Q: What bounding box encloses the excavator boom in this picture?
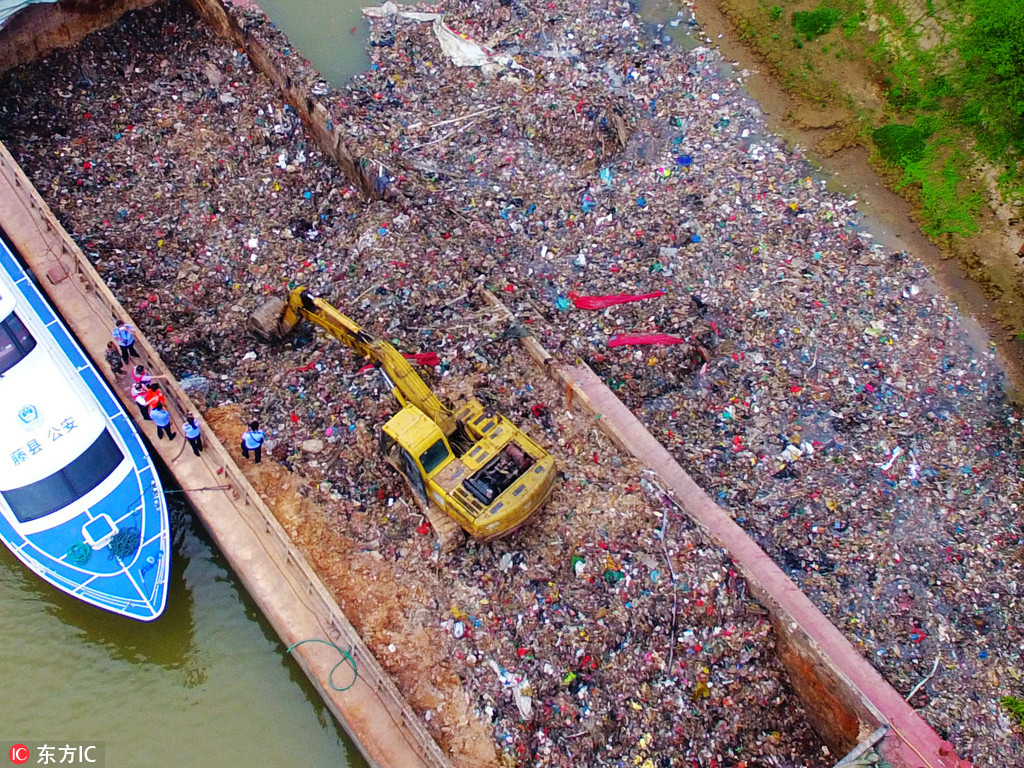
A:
[283,288,458,436]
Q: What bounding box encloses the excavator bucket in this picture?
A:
[248,297,288,342]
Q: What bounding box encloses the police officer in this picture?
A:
[112,319,139,364]
[183,414,203,457]
[240,420,265,464]
[150,403,176,441]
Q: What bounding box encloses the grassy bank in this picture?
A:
[715,0,1023,240]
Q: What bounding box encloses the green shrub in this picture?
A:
[896,142,981,237]
[956,0,1024,158]
[792,6,842,40]
[1003,696,1024,727]
[873,123,927,164]
[770,4,783,19]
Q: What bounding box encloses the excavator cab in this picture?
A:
[379,406,454,504]
[379,405,469,548]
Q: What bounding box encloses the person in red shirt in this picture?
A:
[144,382,167,412]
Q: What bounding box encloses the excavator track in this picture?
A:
[385,454,464,554]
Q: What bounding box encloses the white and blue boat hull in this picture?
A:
[0,234,170,621]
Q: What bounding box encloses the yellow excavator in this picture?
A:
[250,287,557,550]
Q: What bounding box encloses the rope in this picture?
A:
[66,541,91,565]
[108,527,140,560]
[286,638,358,692]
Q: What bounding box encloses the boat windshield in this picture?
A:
[0,312,37,376]
[2,430,124,523]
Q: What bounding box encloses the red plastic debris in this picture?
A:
[569,290,665,310]
[608,333,685,348]
[404,351,441,366]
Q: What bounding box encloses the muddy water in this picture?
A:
[249,0,372,87]
[0,493,366,767]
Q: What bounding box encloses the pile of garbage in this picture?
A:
[0,0,1021,763]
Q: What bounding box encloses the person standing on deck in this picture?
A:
[131,364,155,386]
[144,381,166,413]
[150,403,175,441]
[240,421,265,464]
[104,341,124,375]
[131,380,151,421]
[112,319,139,364]
[183,414,203,457]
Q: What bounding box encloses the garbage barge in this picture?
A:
[0,0,977,765]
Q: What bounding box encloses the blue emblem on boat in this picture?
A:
[18,404,42,430]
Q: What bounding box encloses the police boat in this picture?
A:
[0,234,170,620]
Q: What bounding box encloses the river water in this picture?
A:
[252,0,699,87]
[0,493,366,767]
[251,0,372,87]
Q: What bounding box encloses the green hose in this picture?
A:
[286,638,358,692]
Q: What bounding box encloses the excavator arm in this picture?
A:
[282,288,458,435]
[250,285,558,546]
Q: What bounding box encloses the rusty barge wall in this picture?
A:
[0,138,452,768]
[546,361,972,767]
[0,0,379,199]
[481,291,972,768]
[0,0,160,72]
[185,0,380,200]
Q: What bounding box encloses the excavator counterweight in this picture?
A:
[251,288,557,550]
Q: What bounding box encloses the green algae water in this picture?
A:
[0,494,366,767]
[248,0,372,87]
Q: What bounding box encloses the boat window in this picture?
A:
[419,438,451,474]
[0,312,37,376]
[2,430,124,523]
